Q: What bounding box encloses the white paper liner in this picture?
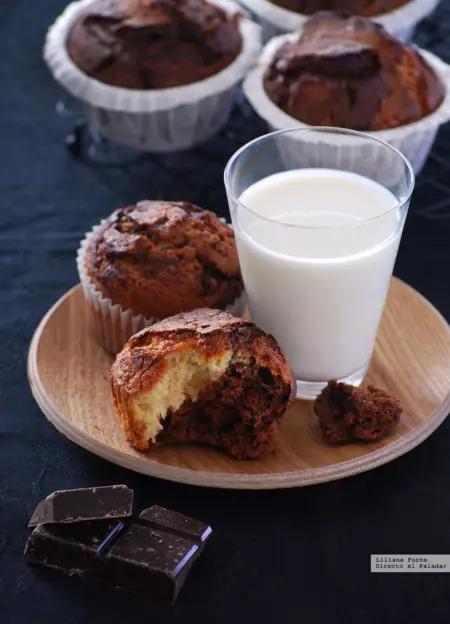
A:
[374,0,441,40]
[76,221,248,354]
[44,0,262,151]
[239,0,440,41]
[243,34,450,173]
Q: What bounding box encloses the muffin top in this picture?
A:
[113,307,295,396]
[267,0,409,18]
[85,201,243,319]
[67,0,242,89]
[263,11,444,131]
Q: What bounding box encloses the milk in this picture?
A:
[236,169,404,383]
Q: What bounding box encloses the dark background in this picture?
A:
[1,1,450,622]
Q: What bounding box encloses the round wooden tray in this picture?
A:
[28,278,450,490]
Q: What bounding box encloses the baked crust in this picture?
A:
[68,0,242,89]
[268,0,409,18]
[264,11,444,131]
[314,380,402,442]
[111,308,296,459]
[85,201,243,319]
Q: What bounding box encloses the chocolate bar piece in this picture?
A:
[139,505,212,544]
[24,506,212,602]
[28,485,134,527]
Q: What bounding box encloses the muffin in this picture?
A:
[111,308,296,459]
[77,201,245,353]
[68,0,242,89]
[314,380,402,443]
[263,11,444,131]
[238,0,440,41]
[44,0,261,151]
[243,10,450,173]
[268,0,410,17]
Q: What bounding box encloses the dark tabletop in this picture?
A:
[1,1,450,622]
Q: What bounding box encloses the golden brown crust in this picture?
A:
[85,201,243,319]
[111,308,296,457]
[112,308,292,395]
[268,0,409,18]
[264,11,445,131]
[68,0,242,89]
[112,356,169,450]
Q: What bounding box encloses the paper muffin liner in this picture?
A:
[44,0,262,152]
[243,34,450,174]
[374,0,441,40]
[238,0,440,41]
[76,222,248,355]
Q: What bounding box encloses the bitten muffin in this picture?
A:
[111,308,296,459]
[84,201,243,320]
[267,0,409,17]
[68,0,243,89]
[314,380,402,443]
[263,11,444,130]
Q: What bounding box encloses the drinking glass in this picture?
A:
[224,127,415,399]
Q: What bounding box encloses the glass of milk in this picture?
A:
[224,127,415,399]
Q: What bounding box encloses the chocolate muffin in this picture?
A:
[68,0,243,89]
[314,380,402,443]
[84,201,243,320]
[263,11,444,130]
[268,0,409,17]
[111,308,296,459]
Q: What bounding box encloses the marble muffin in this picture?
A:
[68,0,243,89]
[111,308,296,459]
[267,0,410,17]
[84,201,243,320]
[263,10,444,130]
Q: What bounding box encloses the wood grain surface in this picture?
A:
[28,278,450,489]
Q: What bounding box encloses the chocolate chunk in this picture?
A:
[28,485,134,527]
[139,505,213,545]
[24,507,212,602]
[289,42,380,78]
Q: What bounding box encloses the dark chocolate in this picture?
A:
[28,485,134,527]
[139,505,213,545]
[24,506,212,602]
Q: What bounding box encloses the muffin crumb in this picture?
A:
[314,380,402,443]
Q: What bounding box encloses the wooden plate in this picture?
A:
[28,279,450,490]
